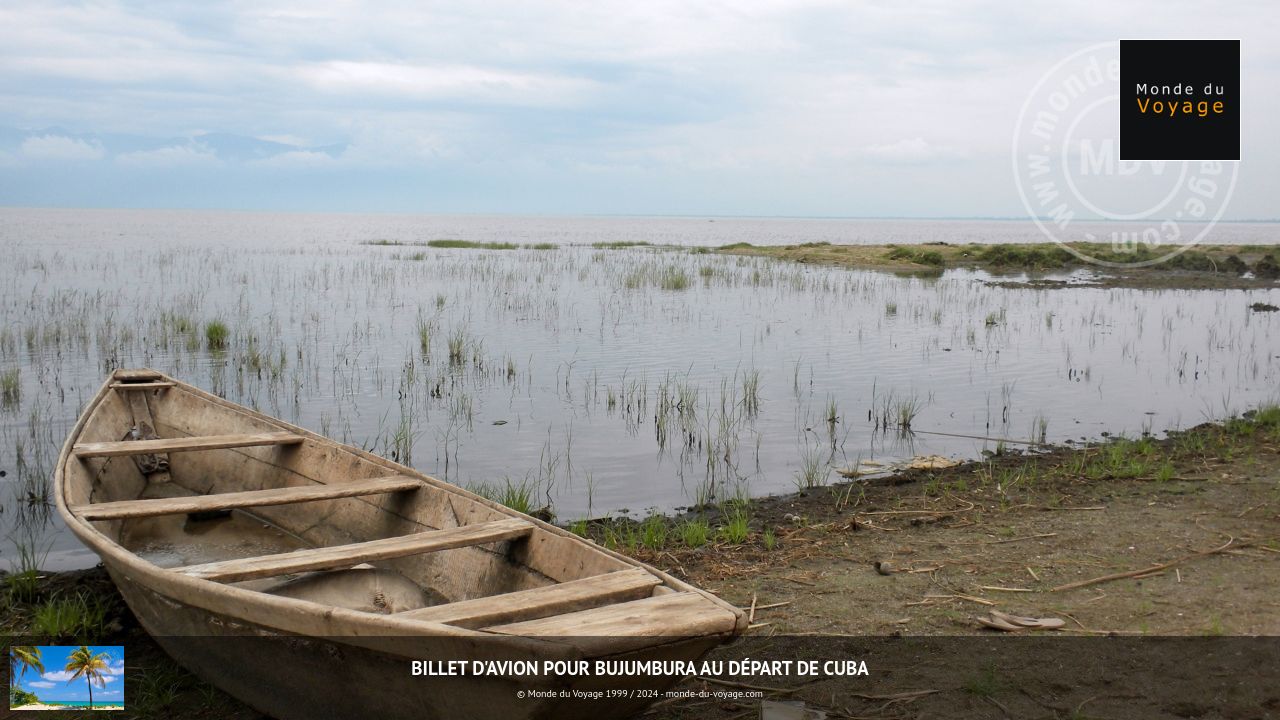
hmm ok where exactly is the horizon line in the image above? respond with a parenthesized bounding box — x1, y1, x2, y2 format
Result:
(2, 206, 1277, 224)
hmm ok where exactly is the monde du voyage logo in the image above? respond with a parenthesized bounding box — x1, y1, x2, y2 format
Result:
(1013, 40, 1240, 268)
(1121, 39, 1240, 161)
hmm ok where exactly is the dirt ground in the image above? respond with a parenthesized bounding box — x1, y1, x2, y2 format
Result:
(652, 430, 1280, 638)
(4, 414, 1278, 719)
(630, 415, 1280, 719)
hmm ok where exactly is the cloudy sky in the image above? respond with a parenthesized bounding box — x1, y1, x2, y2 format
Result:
(1, 1, 1277, 217)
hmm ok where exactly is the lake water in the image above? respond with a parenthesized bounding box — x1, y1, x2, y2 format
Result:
(2, 208, 1277, 569)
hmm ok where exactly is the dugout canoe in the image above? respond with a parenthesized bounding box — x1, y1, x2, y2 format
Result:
(55, 369, 746, 720)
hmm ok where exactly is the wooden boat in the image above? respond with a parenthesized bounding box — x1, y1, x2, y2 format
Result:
(56, 369, 745, 719)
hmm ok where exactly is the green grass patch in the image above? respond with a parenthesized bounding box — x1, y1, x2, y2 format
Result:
(639, 515, 669, 550)
(591, 241, 652, 249)
(469, 478, 537, 515)
(718, 502, 751, 544)
(1254, 253, 1280, 279)
(677, 518, 710, 548)
(204, 320, 230, 349)
(885, 246, 945, 267)
(30, 592, 111, 642)
(978, 244, 1074, 269)
(426, 239, 519, 250)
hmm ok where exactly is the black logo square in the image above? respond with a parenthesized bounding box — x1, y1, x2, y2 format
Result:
(1120, 39, 1239, 160)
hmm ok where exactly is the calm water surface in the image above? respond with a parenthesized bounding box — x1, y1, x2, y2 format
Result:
(1, 209, 1277, 569)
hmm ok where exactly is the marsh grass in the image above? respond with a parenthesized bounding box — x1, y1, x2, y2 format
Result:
(795, 442, 829, 489)
(416, 315, 433, 355)
(741, 370, 762, 416)
(447, 328, 468, 365)
(426, 239, 519, 250)
(677, 517, 710, 548)
(717, 502, 750, 544)
(204, 320, 229, 349)
(0, 367, 19, 408)
(591, 241, 652, 249)
(894, 396, 923, 430)
(5, 529, 52, 604)
(639, 514, 668, 550)
(659, 267, 691, 290)
(470, 477, 537, 515)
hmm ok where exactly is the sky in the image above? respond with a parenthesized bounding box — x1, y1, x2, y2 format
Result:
(11, 646, 125, 705)
(0, 1, 1277, 217)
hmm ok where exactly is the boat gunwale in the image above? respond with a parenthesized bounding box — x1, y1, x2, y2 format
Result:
(54, 369, 746, 649)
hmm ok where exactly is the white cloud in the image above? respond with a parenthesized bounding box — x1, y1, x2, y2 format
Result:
(28, 681, 55, 688)
(256, 133, 308, 146)
(20, 134, 104, 161)
(861, 137, 967, 164)
(248, 149, 335, 169)
(42, 670, 76, 682)
(105, 660, 125, 676)
(115, 144, 220, 168)
(292, 61, 598, 107)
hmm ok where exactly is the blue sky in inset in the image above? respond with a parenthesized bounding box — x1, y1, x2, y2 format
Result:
(0, 1, 1277, 216)
(11, 645, 125, 704)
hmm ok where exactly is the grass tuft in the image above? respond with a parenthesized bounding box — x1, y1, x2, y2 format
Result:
(426, 239, 519, 250)
(204, 320, 229, 349)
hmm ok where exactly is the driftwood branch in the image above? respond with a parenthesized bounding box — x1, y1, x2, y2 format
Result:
(1051, 538, 1240, 592)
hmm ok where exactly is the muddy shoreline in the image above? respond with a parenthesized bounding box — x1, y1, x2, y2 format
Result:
(713, 240, 1280, 290)
(4, 408, 1277, 718)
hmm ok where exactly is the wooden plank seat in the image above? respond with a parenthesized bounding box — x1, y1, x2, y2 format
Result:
(397, 568, 662, 628)
(74, 431, 303, 458)
(175, 518, 534, 583)
(71, 475, 424, 520)
(481, 593, 739, 649)
(113, 369, 163, 382)
(110, 381, 177, 389)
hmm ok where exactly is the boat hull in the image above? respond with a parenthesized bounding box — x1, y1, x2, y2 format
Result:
(109, 562, 720, 720)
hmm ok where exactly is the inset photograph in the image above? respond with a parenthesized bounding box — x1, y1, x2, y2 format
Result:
(9, 646, 124, 712)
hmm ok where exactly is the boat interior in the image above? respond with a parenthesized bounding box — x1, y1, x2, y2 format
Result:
(63, 370, 740, 639)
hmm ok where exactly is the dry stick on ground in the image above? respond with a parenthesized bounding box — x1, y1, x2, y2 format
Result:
(1051, 537, 1246, 592)
(923, 593, 996, 606)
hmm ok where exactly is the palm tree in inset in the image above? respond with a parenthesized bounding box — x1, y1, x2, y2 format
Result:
(64, 646, 110, 709)
(9, 646, 45, 687)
